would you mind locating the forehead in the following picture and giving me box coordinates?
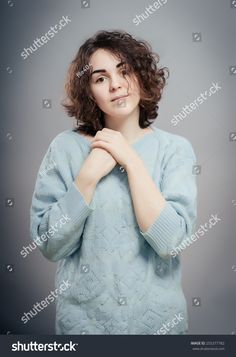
[90,49,123,69]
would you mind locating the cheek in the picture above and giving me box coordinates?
[130,85,140,102]
[91,91,111,112]
[129,77,141,97]
[91,87,107,105]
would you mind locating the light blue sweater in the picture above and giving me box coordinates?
[30,125,197,335]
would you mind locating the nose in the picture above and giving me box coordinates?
[109,74,122,92]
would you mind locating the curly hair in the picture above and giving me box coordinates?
[62,30,169,136]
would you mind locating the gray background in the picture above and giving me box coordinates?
[0,0,235,334]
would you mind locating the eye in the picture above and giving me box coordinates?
[95,76,106,83]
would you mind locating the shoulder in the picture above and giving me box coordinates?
[38,130,89,175]
[48,129,88,153]
[152,127,196,161]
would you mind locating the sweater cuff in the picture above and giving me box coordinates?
[59,181,95,225]
[139,203,182,256]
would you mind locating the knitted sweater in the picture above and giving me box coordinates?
[30,124,197,335]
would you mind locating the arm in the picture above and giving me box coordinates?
[30,136,97,262]
[75,172,97,205]
[126,138,197,259]
[126,156,167,232]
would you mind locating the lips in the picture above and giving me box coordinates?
[111,94,129,102]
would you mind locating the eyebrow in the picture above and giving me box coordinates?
[91,61,126,76]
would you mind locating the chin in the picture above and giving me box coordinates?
[111,108,135,117]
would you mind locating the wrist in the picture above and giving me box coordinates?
[76,171,99,188]
[125,154,143,173]
[75,173,97,206]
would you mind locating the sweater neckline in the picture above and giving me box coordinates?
[77,124,156,148]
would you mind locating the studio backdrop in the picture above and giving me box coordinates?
[1,0,235,335]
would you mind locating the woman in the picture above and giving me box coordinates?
[30,30,197,335]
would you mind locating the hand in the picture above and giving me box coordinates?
[90,128,137,169]
[79,147,117,184]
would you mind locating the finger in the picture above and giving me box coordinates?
[93,132,112,143]
[102,128,117,134]
[91,141,112,154]
[91,140,110,148]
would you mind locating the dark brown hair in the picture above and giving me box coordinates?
[62,30,169,136]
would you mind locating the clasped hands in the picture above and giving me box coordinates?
[90,128,138,170]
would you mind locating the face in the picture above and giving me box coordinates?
[89,49,141,119]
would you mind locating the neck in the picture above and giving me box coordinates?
[104,106,145,144]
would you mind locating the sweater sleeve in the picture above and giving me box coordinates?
[30,134,95,262]
[139,136,197,258]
